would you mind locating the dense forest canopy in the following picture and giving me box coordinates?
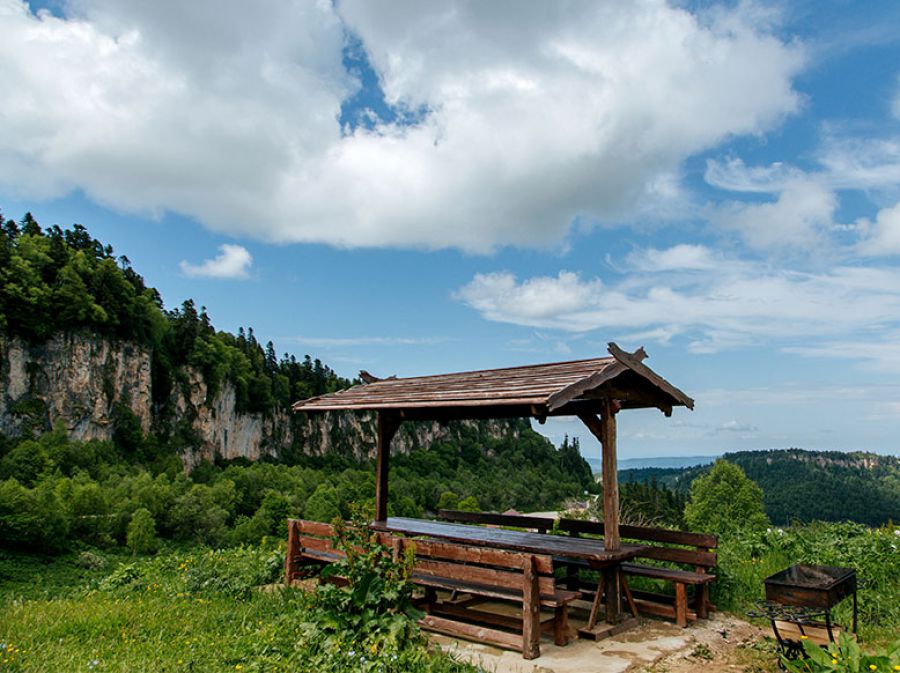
[620,449,900,526]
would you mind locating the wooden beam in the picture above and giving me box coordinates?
[578,401,620,551]
[607,342,694,410]
[374,412,400,522]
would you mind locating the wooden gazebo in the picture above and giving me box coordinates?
[292,342,694,552]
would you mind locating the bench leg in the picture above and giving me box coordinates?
[523,556,541,659]
[618,568,639,618]
[696,584,709,620]
[675,583,688,628]
[603,566,621,624]
[554,606,570,646]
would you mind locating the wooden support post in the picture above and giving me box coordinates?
[522,554,541,660]
[284,519,298,586]
[577,401,620,551]
[600,399,620,551]
[603,566,620,624]
[375,412,400,523]
[675,583,688,628]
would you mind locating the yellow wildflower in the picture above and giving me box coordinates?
[869,667,877,672]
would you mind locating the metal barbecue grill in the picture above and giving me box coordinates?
[748,564,859,664]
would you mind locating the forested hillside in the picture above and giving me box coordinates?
[0,211,350,422]
[620,449,900,526]
[0,210,597,553]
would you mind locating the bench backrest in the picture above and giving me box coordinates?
[437,509,717,570]
[437,509,555,533]
[396,535,557,596]
[285,518,396,583]
[555,518,717,570]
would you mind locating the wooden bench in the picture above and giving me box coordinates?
[285,518,345,584]
[438,510,717,628]
[286,518,579,659]
[396,535,580,659]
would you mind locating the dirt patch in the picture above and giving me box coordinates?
[633,614,777,673]
[433,613,777,673]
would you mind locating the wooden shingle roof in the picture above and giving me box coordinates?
[292,343,693,421]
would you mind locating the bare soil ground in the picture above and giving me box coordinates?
[432,612,778,673]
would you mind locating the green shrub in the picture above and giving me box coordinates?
[126,507,159,555]
[0,440,50,486]
[171,484,229,546]
[782,632,900,673]
[305,483,341,522]
[685,459,769,539]
[293,509,459,672]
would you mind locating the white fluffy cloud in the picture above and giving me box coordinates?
[0,0,804,251]
[708,178,837,251]
[180,244,252,279]
[856,202,900,256]
[455,247,900,355]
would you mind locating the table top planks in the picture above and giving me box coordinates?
[371,517,648,566]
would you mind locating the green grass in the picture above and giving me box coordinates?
[0,547,478,673]
[1,591,295,672]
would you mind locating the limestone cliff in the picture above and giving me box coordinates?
[0,333,521,467]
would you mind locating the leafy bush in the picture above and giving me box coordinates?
[685,459,769,539]
[291,510,471,672]
[782,632,900,673]
[182,545,284,598]
[126,507,159,555]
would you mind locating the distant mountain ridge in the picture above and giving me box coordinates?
[620,448,900,527]
[585,455,716,473]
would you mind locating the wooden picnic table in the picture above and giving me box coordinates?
[371,517,648,633]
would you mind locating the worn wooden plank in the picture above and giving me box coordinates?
[298,535,339,555]
[636,546,717,567]
[430,602,556,634]
[556,519,718,550]
[419,615,524,652]
[631,598,697,623]
[577,616,639,641]
[291,519,336,538]
[407,537,555,575]
[373,518,646,564]
[773,621,844,646]
[622,563,715,585]
[437,509,555,534]
[411,558,557,595]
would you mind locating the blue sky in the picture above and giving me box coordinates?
[3,0,900,459]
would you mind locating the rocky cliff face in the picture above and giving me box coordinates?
[0,333,521,467]
[0,333,153,440]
